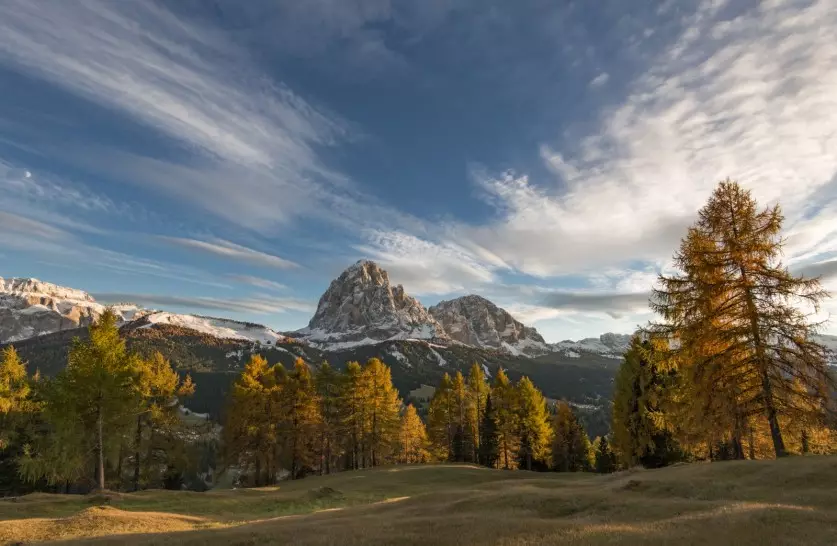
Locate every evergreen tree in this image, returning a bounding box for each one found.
[24,310,142,490]
[314,361,341,474]
[515,377,552,471]
[651,180,834,458]
[479,394,499,468]
[399,404,429,463]
[492,369,519,469]
[611,337,683,468]
[428,373,455,461]
[594,436,616,474]
[552,401,591,472]
[450,371,469,462]
[466,363,489,463]
[280,358,321,479]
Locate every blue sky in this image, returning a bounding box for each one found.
[2,0,837,342]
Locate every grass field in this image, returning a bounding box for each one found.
[2,456,837,545]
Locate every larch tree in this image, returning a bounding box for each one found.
[280,358,321,479]
[399,404,429,463]
[0,346,31,451]
[132,351,194,491]
[340,361,365,469]
[466,363,489,463]
[515,376,552,471]
[361,358,401,467]
[491,369,519,470]
[651,179,834,458]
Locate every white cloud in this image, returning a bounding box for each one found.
[0,211,70,241]
[160,237,300,270]
[589,72,609,87]
[354,230,497,295]
[441,0,837,280]
[228,275,288,292]
[93,293,314,315]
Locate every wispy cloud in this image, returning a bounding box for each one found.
[0,211,70,241]
[93,293,314,315]
[589,72,609,87]
[160,237,300,269]
[0,0,353,231]
[227,275,288,291]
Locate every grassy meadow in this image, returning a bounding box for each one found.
[2,456,837,545]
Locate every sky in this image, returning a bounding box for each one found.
[2,0,837,342]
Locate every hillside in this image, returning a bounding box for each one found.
[6,323,619,436]
[2,456,836,545]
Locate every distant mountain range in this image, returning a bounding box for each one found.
[0,264,634,359]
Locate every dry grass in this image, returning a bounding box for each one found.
[2,456,837,545]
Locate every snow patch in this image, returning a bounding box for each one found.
[144,312,287,344]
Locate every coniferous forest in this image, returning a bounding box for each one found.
[2,179,837,495]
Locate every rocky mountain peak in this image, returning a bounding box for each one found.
[428,294,550,356]
[298,260,447,347]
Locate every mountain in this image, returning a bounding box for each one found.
[552,333,633,359]
[0,277,145,343]
[295,260,447,349]
[429,294,550,356]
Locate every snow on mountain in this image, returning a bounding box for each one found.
[0,277,145,343]
[141,312,287,344]
[428,295,551,356]
[551,333,633,359]
[296,260,447,349]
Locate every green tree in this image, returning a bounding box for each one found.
[466,363,489,463]
[479,394,499,468]
[651,180,834,457]
[552,401,591,472]
[492,369,519,470]
[450,371,469,462]
[428,373,455,461]
[594,436,616,474]
[314,361,341,474]
[279,358,321,479]
[132,351,194,490]
[515,377,552,470]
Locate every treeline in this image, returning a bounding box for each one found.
[221,355,423,484]
[611,180,837,467]
[0,312,209,494]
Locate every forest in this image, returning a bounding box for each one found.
[1,180,836,495]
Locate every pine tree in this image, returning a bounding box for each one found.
[280,358,321,479]
[611,337,683,468]
[29,310,143,490]
[450,371,469,462]
[314,362,341,474]
[492,369,519,470]
[466,363,489,463]
[651,179,834,458]
[594,436,616,473]
[340,361,365,470]
[552,401,591,472]
[515,376,552,471]
[428,373,455,461]
[479,394,499,468]
[399,404,429,463]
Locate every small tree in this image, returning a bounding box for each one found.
[552,401,591,472]
[515,377,552,471]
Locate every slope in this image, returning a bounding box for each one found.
[2,456,836,545]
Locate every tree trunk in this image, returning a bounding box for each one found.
[748,427,756,460]
[96,407,105,491]
[133,415,143,491]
